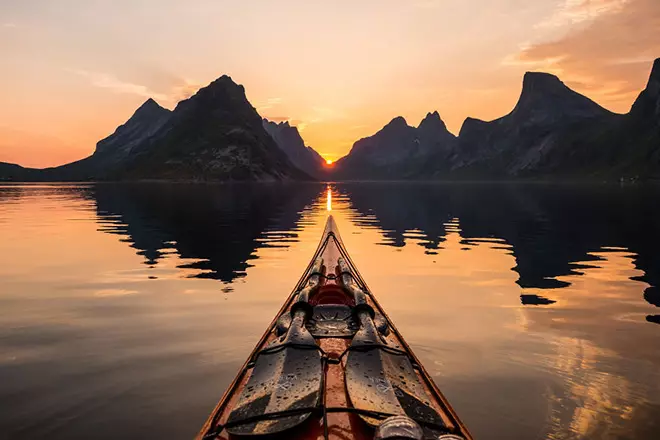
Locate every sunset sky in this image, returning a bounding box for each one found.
[1,0,659,167]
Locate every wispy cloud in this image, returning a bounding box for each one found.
[68,68,202,106]
[502,52,568,73]
[537,0,629,29]
[69,68,170,101]
[257,97,283,111]
[169,79,203,102]
[2,22,18,28]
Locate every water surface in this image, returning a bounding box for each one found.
[0,182,658,439]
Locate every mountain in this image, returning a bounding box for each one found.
[0,76,311,182]
[3,59,659,182]
[450,72,615,177]
[417,111,456,155]
[333,112,457,179]
[631,58,660,120]
[262,119,326,178]
[0,162,32,181]
[113,76,310,180]
[611,58,660,178]
[331,57,659,181]
[94,98,171,162]
[495,58,660,180]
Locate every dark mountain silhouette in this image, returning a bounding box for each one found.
[450,72,614,177]
[0,76,311,182]
[3,58,659,182]
[262,119,326,178]
[417,111,457,155]
[333,113,456,179]
[495,58,660,180]
[331,57,660,181]
[602,57,660,177]
[94,98,172,162]
[112,76,311,181]
[0,162,32,181]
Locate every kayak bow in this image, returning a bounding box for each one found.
[198,216,472,440]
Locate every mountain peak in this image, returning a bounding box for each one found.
[140,97,159,107]
[630,57,660,118]
[263,118,291,128]
[94,97,171,158]
[134,98,166,116]
[192,75,245,99]
[173,74,248,117]
[521,71,564,94]
[646,58,660,94]
[422,110,440,121]
[646,58,660,98]
[262,118,325,177]
[209,74,236,86]
[418,111,447,130]
[513,71,608,121]
[650,58,660,83]
[383,116,409,130]
[458,117,488,137]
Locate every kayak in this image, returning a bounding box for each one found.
[197,215,472,440]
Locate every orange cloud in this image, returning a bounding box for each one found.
[513,0,660,112]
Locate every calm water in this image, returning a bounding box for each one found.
[0,182,659,440]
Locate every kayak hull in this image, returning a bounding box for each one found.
[197,216,472,440]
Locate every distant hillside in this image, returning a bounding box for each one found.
[262,119,326,178]
[0,162,31,181]
[0,76,311,182]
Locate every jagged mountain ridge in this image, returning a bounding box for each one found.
[262,119,326,178]
[332,57,660,180]
[0,76,312,182]
[449,71,615,177]
[2,58,659,182]
[113,76,310,180]
[333,112,457,179]
[503,58,660,179]
[94,98,172,162]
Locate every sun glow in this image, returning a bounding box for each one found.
[326,159,333,165]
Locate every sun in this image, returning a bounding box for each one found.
[325,159,333,165]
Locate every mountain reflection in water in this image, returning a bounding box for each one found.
[0,182,658,440]
[91,183,323,282]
